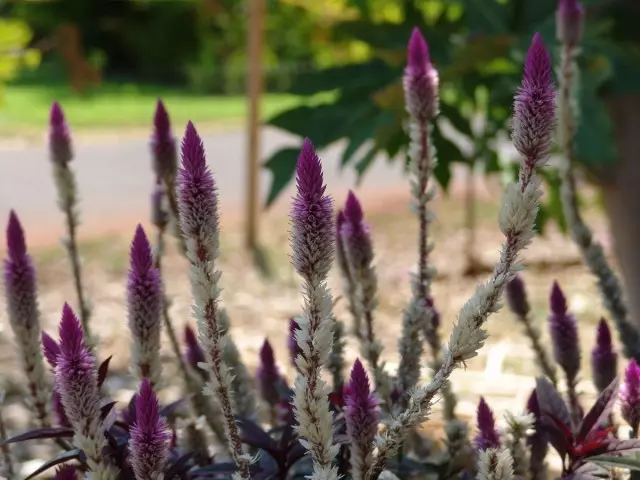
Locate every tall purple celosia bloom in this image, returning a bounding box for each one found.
[404,27,438,120]
[151,99,178,182]
[256,339,286,408]
[548,281,580,382]
[591,318,618,393]
[54,304,115,477]
[621,358,640,435]
[3,211,50,427]
[526,389,548,480]
[513,33,556,182]
[177,122,250,477]
[40,332,71,428]
[127,225,163,386]
[49,101,72,166]
[474,397,501,450]
[505,275,529,317]
[129,379,171,480]
[344,359,380,480]
[290,138,338,479]
[557,0,585,45]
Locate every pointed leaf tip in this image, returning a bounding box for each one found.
[6,210,26,260]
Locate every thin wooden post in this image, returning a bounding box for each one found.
[246,0,266,250]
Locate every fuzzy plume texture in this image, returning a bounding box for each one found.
[49,101,73,166]
[526,390,548,480]
[341,191,386,392]
[127,225,164,386]
[151,99,178,182]
[476,448,515,480]
[503,411,534,477]
[335,210,361,338]
[621,358,640,433]
[397,27,441,405]
[344,359,380,480]
[129,379,171,480]
[53,465,78,480]
[548,281,580,382]
[3,211,51,427]
[591,318,618,393]
[512,33,555,166]
[53,304,117,479]
[256,339,286,407]
[556,0,584,44]
[290,138,339,480]
[474,397,501,451]
[40,332,71,427]
[177,121,251,478]
[368,34,553,480]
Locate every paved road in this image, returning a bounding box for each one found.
[0,127,412,245]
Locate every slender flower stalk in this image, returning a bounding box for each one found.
[397,27,442,403]
[336,210,362,339]
[366,33,554,480]
[591,318,618,393]
[48,102,92,341]
[127,225,163,386]
[53,304,118,479]
[554,0,640,360]
[548,281,582,427]
[344,359,380,480]
[474,397,501,451]
[177,121,251,478]
[341,191,389,395]
[526,390,548,480]
[476,448,515,480]
[152,99,186,254]
[505,275,557,386]
[129,379,171,480]
[3,211,50,428]
[290,138,339,480]
[621,359,640,436]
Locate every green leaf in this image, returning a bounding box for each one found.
[355,146,380,181]
[439,102,473,138]
[433,159,452,191]
[262,147,301,208]
[458,0,510,33]
[340,106,387,168]
[591,454,640,472]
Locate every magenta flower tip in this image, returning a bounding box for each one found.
[524,33,552,90]
[296,138,326,201]
[154,100,170,136]
[344,190,364,224]
[344,358,380,452]
[53,465,78,480]
[591,318,618,392]
[550,281,568,316]
[407,27,430,74]
[474,396,501,450]
[259,339,276,368]
[50,101,65,127]
[348,358,371,398]
[42,331,61,368]
[58,303,86,356]
[505,274,529,317]
[181,121,207,172]
[6,210,26,261]
[621,358,640,431]
[257,339,285,406]
[130,224,153,274]
[558,0,584,14]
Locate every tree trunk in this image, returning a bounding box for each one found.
[601,94,640,328]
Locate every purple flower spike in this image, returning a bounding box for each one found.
[184,324,206,376]
[49,101,72,166]
[341,191,374,274]
[335,211,350,277]
[288,318,302,367]
[178,122,217,241]
[548,281,581,382]
[512,33,555,164]
[127,225,163,386]
[557,0,584,44]
[53,465,78,480]
[506,275,530,317]
[404,27,438,120]
[51,389,71,428]
[151,100,178,181]
[526,389,548,479]
[591,318,618,393]
[344,359,380,478]
[256,339,286,408]
[42,331,61,368]
[474,397,501,450]
[129,379,171,480]
[290,138,334,279]
[621,358,640,434]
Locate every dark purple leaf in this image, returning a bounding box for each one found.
[536,376,571,431]
[567,461,609,479]
[591,454,640,471]
[603,439,640,456]
[159,397,189,418]
[98,356,112,388]
[100,401,118,422]
[3,427,74,445]
[164,451,195,479]
[578,378,619,442]
[237,416,277,452]
[286,441,307,466]
[190,462,238,478]
[126,394,138,426]
[540,412,572,459]
[25,449,84,480]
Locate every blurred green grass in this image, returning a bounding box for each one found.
[0,82,311,136]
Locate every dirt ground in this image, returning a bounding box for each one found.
[0,174,622,475]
